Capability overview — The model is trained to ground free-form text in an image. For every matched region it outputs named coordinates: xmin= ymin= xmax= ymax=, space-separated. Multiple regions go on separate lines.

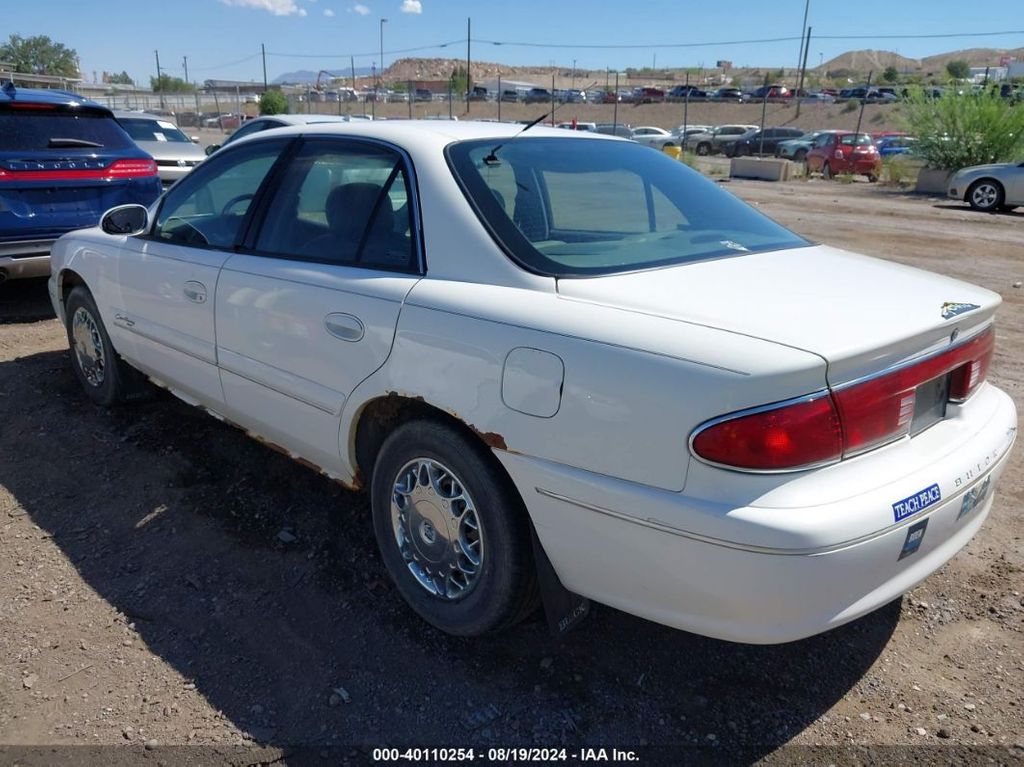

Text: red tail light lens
xmin=691 ymin=394 xmax=843 ymax=471
xmin=692 ymin=327 xmax=994 ymax=471
xmin=834 ymin=327 xmax=994 ymax=455
xmin=106 ymin=159 xmax=159 ymax=178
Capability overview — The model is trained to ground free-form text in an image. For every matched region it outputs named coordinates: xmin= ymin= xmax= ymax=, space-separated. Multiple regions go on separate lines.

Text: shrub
xmin=842 ymin=99 xmax=859 ymax=113
xmin=882 ymin=155 xmax=918 ymax=186
xmin=900 ymin=88 xmax=1024 ymax=170
xmin=259 ymin=90 xmax=289 ymax=116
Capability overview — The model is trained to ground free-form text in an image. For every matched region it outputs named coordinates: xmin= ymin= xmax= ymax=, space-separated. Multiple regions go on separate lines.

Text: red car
xmin=632 ymin=87 xmax=665 ymax=104
xmin=806 ymin=131 xmax=882 ymax=181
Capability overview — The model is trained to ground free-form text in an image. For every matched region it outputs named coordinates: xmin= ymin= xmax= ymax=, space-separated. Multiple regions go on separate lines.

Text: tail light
xmin=691 ymin=327 xmax=995 ymax=471
xmin=834 ymin=150 xmax=844 ymax=159
xmin=0 ymin=159 xmax=157 ymax=182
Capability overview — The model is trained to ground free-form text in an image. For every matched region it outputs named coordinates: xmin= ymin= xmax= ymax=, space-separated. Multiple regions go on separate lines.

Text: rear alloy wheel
xmin=696 ymin=142 xmax=710 ymax=156
xmin=64 ymin=286 xmax=149 ymax=406
xmin=967 ymin=179 xmax=1005 ymax=212
xmin=371 ymin=419 xmax=538 ymax=636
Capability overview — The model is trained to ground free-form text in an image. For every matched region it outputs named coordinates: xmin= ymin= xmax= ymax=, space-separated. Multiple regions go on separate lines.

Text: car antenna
xmin=483 ymin=80 xmax=598 ymax=166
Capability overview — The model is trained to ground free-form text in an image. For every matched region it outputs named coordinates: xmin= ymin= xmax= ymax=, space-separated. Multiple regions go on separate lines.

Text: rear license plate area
xmin=910 ymin=373 xmax=949 ymax=436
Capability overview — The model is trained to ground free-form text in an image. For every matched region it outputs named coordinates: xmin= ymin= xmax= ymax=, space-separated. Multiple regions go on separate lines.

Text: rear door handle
xmin=324 ymin=313 xmax=364 ymax=342
xmin=183 ymin=281 xmax=207 ymax=304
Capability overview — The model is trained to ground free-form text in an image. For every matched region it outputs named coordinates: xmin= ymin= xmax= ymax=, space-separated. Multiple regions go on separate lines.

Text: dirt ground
xmin=0 ymin=181 xmax=1022 ymax=763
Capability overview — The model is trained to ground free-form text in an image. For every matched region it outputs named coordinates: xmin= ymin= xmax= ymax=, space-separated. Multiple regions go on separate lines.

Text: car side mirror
xmin=191 ymin=136 xmax=200 ymax=143
xmin=205 ymin=144 xmax=220 ymax=156
xmin=101 ymin=204 xmax=149 ymax=236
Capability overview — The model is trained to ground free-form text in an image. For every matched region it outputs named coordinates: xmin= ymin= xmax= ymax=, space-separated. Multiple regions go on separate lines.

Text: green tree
xmin=945 ymin=59 xmax=971 ymax=80
xmin=150 ymin=74 xmax=194 ymax=93
xmin=0 ymin=34 xmax=78 ymax=77
xmin=106 ymin=70 xmax=133 ymax=85
xmin=900 ymin=88 xmax=1024 ymax=170
xmin=882 ymin=66 xmax=899 ymax=83
xmin=259 ymin=89 xmax=288 ymax=115
xmin=449 ymin=65 xmax=468 ymax=96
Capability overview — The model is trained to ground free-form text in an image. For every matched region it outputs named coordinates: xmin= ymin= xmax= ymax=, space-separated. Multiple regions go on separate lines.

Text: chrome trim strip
xmin=535 ymin=465 xmax=1003 ymax=557
xmin=831 ymin=322 xmax=993 ymax=392
xmin=687 ymin=389 xmax=842 ymax=475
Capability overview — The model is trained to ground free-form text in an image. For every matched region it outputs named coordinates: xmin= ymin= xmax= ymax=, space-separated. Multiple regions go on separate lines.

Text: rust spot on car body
xmin=472 ymin=428 xmax=508 ymax=451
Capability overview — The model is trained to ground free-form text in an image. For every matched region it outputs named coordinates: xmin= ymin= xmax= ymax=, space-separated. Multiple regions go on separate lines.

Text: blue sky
xmin=6 ymin=0 xmax=1023 ymax=84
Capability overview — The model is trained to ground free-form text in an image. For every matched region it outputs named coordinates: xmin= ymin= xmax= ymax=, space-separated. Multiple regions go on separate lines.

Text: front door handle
xmin=183 ymin=281 xmax=207 ymax=304
xmin=324 ymin=312 xmax=364 ymax=342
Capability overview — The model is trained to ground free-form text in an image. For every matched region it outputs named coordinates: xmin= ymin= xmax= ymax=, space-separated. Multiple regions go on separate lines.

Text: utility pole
xmin=854 ymin=70 xmax=872 ymax=137
xmin=154 ymin=50 xmax=164 ymax=108
xmin=795 ymin=0 xmax=810 ymax=87
xmin=551 ymin=72 xmax=555 ymax=126
xmin=261 ymin=43 xmax=267 ymax=90
xmin=571 ymin=59 xmax=576 ymax=93
xmin=379 ymin=18 xmax=387 ymax=97
xmin=182 ymin=56 xmax=189 ymax=87
xmin=350 ymin=55 xmax=356 ymax=92
xmin=613 ymin=72 xmax=619 ymax=132
xmin=465 ymin=17 xmax=471 ymax=114
xmin=497 ymin=74 xmax=501 ymax=121
xmin=795 ymin=26 xmax=812 ymax=118
xmin=371 ymin=63 xmax=376 ymax=119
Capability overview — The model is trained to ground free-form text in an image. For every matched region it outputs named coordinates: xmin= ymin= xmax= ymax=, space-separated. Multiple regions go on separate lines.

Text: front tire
xmin=967 ymin=179 xmax=1005 ymax=212
xmin=822 ymin=162 xmax=833 ymax=180
xmin=370 ymin=419 xmax=538 ymax=636
xmin=695 ymin=142 xmax=710 ymax=156
xmin=793 ymin=148 xmax=807 ymax=163
xmin=64 ymin=286 xmax=148 ymax=406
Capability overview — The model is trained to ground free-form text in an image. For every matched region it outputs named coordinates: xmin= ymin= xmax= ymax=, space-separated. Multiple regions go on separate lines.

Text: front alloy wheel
xmin=967 ymin=180 xmax=1004 ymax=212
xmin=71 ymin=306 xmax=106 ymax=388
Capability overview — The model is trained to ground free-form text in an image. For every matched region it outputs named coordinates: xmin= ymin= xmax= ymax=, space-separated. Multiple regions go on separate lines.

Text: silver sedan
xmin=948 ymin=162 xmax=1024 ymax=212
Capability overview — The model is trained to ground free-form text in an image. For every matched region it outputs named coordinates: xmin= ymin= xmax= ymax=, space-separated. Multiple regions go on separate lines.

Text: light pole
xmin=571 ymin=59 xmax=576 ymax=93
xmin=379 ymin=17 xmax=388 ymax=98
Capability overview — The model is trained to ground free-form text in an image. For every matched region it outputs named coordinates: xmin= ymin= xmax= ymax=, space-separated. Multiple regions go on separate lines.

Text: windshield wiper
xmin=48 ymin=137 xmax=103 ymax=148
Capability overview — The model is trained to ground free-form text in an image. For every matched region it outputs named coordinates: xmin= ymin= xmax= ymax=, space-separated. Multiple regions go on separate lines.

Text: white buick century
xmin=48 ymin=121 xmax=1016 ymax=643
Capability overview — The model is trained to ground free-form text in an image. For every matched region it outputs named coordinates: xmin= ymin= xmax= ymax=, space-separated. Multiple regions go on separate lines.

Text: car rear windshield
xmin=118 ymin=117 xmax=192 ymax=143
xmin=0 ymin=109 xmax=133 ymax=151
xmin=840 ymin=134 xmax=873 ymax=146
xmin=446 ymin=137 xmax=809 ymax=277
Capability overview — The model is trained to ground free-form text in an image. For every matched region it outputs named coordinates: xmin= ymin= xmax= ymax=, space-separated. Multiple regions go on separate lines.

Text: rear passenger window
xmin=253 ymin=139 xmax=417 ymax=272
xmin=154 ymin=139 xmax=287 ymax=248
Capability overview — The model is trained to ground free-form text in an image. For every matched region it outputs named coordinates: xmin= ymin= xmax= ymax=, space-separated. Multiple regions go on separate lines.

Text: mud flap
xmin=530 ymin=526 xmax=590 ymax=637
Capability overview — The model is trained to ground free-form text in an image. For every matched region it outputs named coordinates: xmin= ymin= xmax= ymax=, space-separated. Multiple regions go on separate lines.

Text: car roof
xmin=254 ymin=113 xmax=355 ymax=125
xmin=233 ymin=119 xmax=622 ymax=153
xmin=0 ymin=82 xmax=110 ymax=113
xmin=113 ymin=110 xmax=179 ymax=121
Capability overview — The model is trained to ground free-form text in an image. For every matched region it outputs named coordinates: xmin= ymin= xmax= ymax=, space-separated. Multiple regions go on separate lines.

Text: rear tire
xmin=967 ymin=179 xmax=1005 ymax=212
xmin=696 ymin=142 xmax=710 ymax=156
xmin=822 ymin=162 xmax=833 ymax=180
xmin=794 ymin=148 xmax=807 ymax=163
xmin=64 ymin=286 xmax=150 ymax=406
xmin=370 ymin=419 xmax=539 ymax=636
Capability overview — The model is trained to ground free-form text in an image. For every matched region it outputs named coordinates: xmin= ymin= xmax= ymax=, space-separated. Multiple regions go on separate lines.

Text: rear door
xmin=111 ymin=137 xmax=291 ymax=406
xmin=214 ymin=137 xmax=422 ymax=474
xmin=0 ymin=105 xmax=159 ymax=246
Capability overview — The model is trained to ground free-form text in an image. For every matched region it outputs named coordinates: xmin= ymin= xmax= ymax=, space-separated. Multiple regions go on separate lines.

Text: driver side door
xmin=112 ymin=137 xmax=292 ymax=406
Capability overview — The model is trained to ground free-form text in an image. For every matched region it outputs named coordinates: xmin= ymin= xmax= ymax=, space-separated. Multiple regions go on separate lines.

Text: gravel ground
xmin=0 ymin=181 xmax=1022 ymax=764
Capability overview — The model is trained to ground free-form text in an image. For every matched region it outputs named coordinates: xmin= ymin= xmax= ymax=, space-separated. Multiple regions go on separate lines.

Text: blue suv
xmin=0 ymin=82 xmax=162 ymax=284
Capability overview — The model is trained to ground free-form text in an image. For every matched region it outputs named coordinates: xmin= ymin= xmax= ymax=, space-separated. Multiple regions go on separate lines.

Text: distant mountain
xmin=272 ymin=67 xmax=374 ymax=85
xmin=820 ymin=47 xmax=1024 ymax=75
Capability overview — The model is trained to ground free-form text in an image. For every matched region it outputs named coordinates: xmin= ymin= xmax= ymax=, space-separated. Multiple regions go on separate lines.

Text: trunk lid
xmin=555 ymin=244 xmax=1000 ymax=384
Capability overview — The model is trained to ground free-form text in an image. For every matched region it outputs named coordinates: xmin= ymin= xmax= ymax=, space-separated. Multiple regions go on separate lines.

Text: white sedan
xmin=48 ymin=121 xmax=1016 ymax=643
xmin=630 ymin=125 xmax=681 ymax=150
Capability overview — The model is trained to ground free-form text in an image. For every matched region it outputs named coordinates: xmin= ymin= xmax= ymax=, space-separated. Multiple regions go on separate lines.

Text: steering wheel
xmin=221 ymin=193 xmax=254 ymax=216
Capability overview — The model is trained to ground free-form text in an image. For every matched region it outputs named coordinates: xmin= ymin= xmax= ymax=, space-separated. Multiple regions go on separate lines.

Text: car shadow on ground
xmin=930 ymin=203 xmax=1024 ymax=218
xmin=0 ymin=347 xmax=899 ymax=757
xmin=0 ymin=278 xmax=55 ymax=325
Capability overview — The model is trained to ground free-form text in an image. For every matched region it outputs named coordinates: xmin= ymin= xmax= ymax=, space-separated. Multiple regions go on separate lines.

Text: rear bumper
xmin=0 ymin=240 xmax=54 ymax=280
xmin=498 ymin=384 xmax=1016 ymax=644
